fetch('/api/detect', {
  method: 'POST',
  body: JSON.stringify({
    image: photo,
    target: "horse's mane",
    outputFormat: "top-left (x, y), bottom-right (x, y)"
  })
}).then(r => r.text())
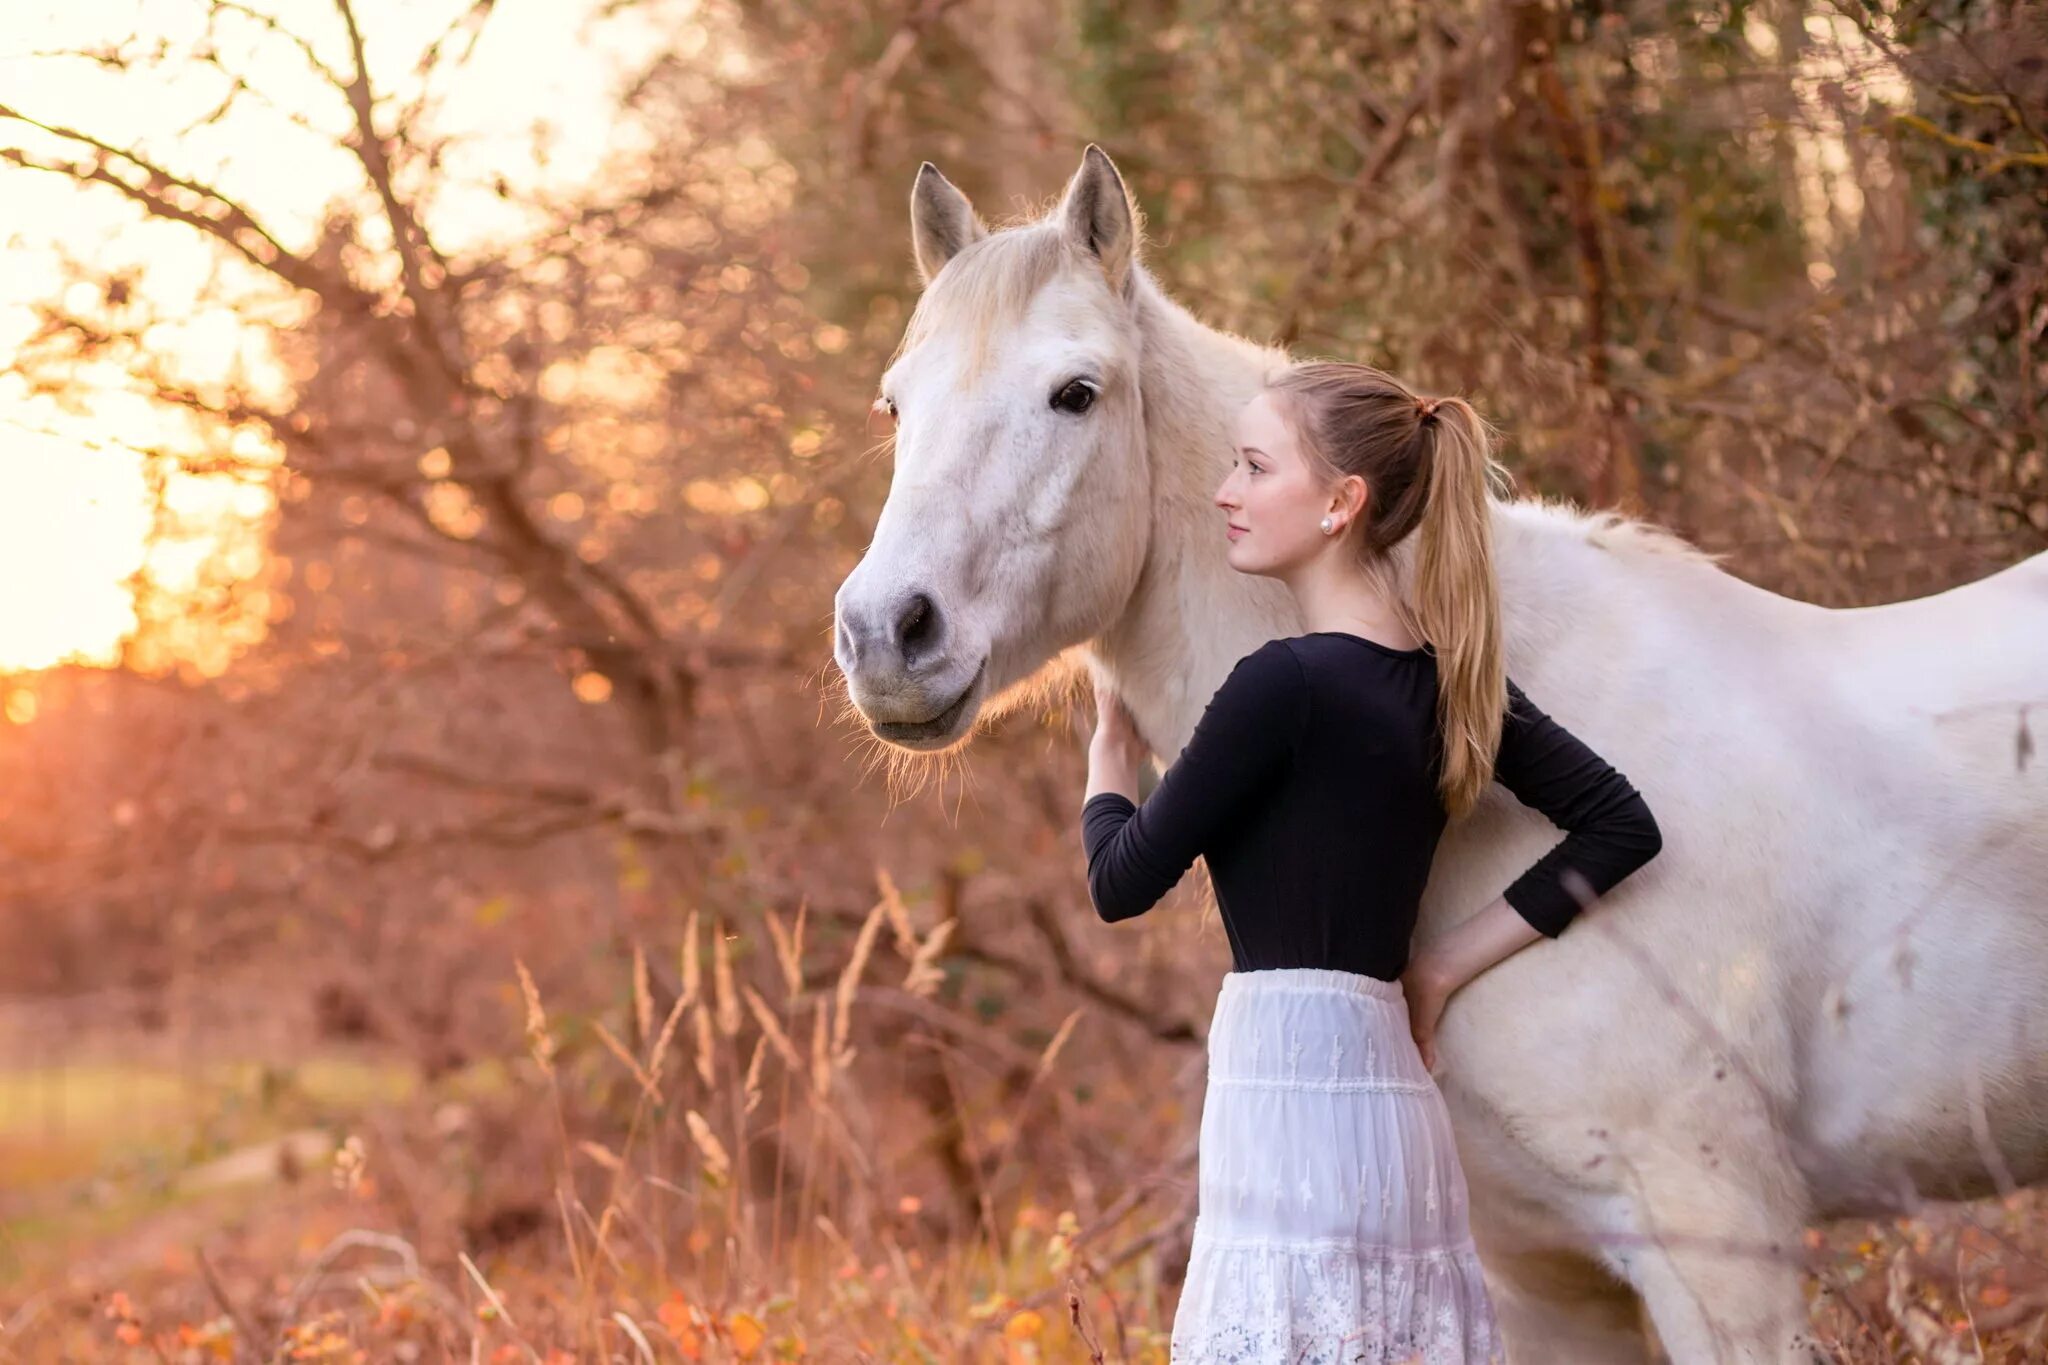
top-left (1505, 495), bottom-right (1725, 568)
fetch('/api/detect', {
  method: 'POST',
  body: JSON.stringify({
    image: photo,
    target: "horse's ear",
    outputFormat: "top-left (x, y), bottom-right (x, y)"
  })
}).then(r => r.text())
top-left (1057, 144), bottom-right (1139, 294)
top-left (910, 162), bottom-right (986, 285)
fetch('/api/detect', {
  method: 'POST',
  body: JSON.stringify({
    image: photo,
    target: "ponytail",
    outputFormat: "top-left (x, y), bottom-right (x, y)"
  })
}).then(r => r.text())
top-left (1413, 397), bottom-right (1509, 818)
top-left (1264, 364), bottom-right (1514, 818)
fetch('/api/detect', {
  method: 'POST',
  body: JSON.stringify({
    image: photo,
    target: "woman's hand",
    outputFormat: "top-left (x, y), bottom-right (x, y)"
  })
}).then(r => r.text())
top-left (1090, 677), bottom-right (1148, 769)
top-left (1085, 676), bottom-right (1149, 805)
top-left (1397, 897), bottom-right (1545, 1075)
top-left (1399, 953), bottom-right (1457, 1075)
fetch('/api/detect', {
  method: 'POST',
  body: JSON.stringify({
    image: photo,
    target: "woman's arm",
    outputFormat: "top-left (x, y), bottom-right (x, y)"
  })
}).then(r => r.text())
top-left (1080, 640), bottom-right (1309, 923)
top-left (1402, 678), bottom-right (1661, 1069)
top-left (1400, 896), bottom-right (1541, 1070)
top-left (1487, 678), bottom-right (1663, 938)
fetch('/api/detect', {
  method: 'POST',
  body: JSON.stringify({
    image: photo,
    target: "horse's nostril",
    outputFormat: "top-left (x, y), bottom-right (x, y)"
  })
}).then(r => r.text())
top-left (893, 591), bottom-right (941, 659)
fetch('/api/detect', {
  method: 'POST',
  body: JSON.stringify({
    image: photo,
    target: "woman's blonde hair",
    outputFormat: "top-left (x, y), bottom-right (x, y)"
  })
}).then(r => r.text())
top-left (1264, 361), bottom-right (1514, 819)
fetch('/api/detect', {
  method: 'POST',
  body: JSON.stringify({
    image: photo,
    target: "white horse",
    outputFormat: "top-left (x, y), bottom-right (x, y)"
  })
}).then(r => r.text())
top-left (831, 146), bottom-right (2048, 1363)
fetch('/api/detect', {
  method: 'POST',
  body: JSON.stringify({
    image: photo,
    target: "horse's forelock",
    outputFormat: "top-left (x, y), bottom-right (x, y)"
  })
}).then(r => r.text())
top-left (897, 224), bottom-right (1079, 377)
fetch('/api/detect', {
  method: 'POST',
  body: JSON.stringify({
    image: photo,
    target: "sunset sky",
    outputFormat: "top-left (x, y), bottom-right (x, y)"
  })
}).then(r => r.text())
top-left (0, 0), bottom-right (672, 676)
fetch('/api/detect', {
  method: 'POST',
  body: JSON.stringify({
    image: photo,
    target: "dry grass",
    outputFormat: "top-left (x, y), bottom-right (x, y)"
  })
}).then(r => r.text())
top-left (3, 889), bottom-right (2044, 1364)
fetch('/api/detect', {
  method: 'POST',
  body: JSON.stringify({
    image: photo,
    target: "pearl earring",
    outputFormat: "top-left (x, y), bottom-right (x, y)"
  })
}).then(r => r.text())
top-left (1319, 516), bottom-right (1335, 534)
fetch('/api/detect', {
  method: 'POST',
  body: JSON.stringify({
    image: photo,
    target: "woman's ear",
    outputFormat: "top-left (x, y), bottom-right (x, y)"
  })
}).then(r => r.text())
top-left (1343, 474), bottom-right (1371, 523)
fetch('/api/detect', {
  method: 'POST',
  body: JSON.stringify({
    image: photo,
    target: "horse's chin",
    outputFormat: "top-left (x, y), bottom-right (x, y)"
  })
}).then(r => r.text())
top-left (867, 656), bottom-right (988, 750)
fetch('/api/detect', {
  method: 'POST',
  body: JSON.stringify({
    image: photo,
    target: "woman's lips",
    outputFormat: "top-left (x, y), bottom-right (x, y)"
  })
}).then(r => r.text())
top-left (1226, 524), bottom-right (1248, 541)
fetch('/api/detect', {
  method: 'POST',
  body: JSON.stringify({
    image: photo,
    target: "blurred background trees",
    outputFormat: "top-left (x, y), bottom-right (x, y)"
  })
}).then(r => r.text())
top-left (1, 0), bottom-right (2043, 1357)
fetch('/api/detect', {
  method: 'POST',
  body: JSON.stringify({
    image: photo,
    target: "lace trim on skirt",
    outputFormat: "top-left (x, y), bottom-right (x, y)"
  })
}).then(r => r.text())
top-left (1171, 1234), bottom-right (1505, 1365)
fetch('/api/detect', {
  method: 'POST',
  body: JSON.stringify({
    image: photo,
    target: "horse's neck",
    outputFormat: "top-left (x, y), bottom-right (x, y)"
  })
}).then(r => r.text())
top-left (1094, 275), bottom-right (1298, 751)
top-left (1488, 506), bottom-right (1639, 687)
top-left (1100, 271), bottom-right (1726, 754)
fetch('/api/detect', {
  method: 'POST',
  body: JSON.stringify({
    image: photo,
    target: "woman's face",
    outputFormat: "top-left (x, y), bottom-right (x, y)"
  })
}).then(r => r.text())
top-left (1216, 389), bottom-right (1340, 578)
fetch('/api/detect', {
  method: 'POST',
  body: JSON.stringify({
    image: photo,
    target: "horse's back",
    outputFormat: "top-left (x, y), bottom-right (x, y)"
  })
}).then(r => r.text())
top-left (1824, 547), bottom-right (2047, 715)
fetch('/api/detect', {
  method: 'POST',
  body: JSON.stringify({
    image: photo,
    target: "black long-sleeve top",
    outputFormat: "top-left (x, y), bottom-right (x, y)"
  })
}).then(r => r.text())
top-left (1081, 632), bottom-right (1662, 980)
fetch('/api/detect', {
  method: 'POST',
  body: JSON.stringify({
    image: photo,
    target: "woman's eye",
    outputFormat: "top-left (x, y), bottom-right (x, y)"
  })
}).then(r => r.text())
top-left (1051, 380), bottom-right (1096, 414)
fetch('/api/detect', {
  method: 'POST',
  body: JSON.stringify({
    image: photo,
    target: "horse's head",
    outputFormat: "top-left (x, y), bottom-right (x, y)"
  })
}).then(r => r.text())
top-left (834, 147), bottom-right (1153, 750)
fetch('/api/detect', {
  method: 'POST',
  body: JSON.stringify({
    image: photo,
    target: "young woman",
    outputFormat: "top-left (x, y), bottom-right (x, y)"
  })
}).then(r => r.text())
top-left (1080, 362), bottom-right (1663, 1364)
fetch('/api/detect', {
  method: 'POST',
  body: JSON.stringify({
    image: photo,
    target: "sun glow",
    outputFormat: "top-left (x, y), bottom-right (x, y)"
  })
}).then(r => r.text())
top-left (0, 0), bottom-right (675, 678)
top-left (0, 426), bottom-right (149, 673)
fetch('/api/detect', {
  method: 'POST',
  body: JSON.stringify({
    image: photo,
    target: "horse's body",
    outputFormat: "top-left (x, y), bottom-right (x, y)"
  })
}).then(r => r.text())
top-left (832, 148), bottom-right (2048, 1362)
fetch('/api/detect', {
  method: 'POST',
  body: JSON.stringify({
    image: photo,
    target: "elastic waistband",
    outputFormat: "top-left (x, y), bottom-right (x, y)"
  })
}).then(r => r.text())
top-left (1219, 966), bottom-right (1404, 1003)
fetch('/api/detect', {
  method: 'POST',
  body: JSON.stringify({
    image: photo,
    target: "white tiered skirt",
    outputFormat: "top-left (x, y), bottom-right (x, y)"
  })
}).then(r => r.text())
top-left (1170, 967), bottom-right (1505, 1364)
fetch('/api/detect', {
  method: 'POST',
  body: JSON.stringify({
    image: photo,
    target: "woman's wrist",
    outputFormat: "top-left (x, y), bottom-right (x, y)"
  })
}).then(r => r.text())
top-left (1085, 739), bottom-right (1142, 802)
top-left (1417, 898), bottom-right (1544, 997)
top-left (1409, 947), bottom-right (1464, 998)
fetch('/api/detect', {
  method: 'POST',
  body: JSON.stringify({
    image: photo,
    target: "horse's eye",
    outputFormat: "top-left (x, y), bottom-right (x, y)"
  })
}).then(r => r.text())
top-left (1051, 379), bottom-right (1097, 415)
top-left (868, 396), bottom-right (898, 437)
